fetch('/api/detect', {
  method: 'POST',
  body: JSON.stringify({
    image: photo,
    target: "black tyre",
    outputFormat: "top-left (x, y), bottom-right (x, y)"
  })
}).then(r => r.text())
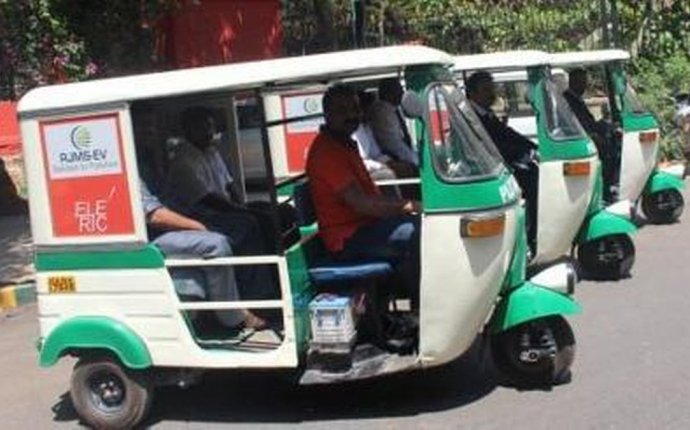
top-left (577, 233), bottom-right (635, 280)
top-left (491, 315), bottom-right (575, 386)
top-left (70, 357), bottom-right (153, 430)
top-left (642, 189), bottom-right (684, 224)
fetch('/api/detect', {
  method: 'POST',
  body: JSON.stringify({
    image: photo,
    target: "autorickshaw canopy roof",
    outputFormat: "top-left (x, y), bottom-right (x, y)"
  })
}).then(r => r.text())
top-left (549, 49), bottom-right (630, 68)
top-left (453, 50), bottom-right (550, 73)
top-left (18, 45), bottom-right (453, 117)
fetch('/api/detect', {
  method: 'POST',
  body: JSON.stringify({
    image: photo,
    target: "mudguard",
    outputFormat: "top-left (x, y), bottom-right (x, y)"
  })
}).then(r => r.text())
top-left (39, 316), bottom-right (152, 369)
top-left (577, 210), bottom-right (637, 244)
top-left (489, 282), bottom-right (581, 333)
top-left (645, 170), bottom-right (685, 195)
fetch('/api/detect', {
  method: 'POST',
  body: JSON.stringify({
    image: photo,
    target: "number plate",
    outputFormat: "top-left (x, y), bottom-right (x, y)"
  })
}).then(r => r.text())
top-left (48, 276), bottom-right (76, 294)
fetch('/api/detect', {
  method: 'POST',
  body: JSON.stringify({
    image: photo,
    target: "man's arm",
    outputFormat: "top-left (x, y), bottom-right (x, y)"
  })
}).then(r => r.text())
top-left (148, 207), bottom-right (207, 231)
top-left (340, 183), bottom-right (420, 218)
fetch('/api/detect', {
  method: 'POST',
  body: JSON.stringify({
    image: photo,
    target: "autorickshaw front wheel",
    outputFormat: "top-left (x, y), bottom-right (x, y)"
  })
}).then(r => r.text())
top-left (491, 315), bottom-right (575, 387)
top-left (641, 189), bottom-right (684, 224)
top-left (577, 234), bottom-right (635, 280)
top-left (70, 356), bottom-right (153, 430)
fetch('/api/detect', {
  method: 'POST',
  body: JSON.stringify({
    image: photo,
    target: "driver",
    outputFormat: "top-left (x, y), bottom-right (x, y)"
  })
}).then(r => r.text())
top-left (563, 68), bottom-right (620, 202)
top-left (466, 71), bottom-right (538, 254)
top-left (306, 84), bottom-right (421, 308)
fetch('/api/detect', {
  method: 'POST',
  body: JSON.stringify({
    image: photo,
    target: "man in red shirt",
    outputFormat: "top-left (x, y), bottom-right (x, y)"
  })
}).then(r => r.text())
top-left (306, 84), bottom-right (421, 305)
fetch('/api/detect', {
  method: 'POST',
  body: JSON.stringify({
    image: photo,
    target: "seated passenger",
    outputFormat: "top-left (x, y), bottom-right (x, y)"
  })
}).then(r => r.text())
top-left (368, 78), bottom-right (420, 167)
top-left (165, 106), bottom-right (278, 301)
top-left (354, 91), bottom-right (417, 180)
top-left (133, 104), bottom-right (274, 325)
top-left (140, 180), bottom-right (267, 331)
top-left (306, 84), bottom-right (421, 307)
top-left (466, 71), bottom-right (538, 254)
top-left (563, 68), bottom-right (620, 201)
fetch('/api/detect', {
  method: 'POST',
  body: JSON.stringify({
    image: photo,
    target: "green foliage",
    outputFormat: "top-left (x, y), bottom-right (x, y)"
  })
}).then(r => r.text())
top-left (397, 0), bottom-right (599, 54)
top-left (0, 0), bottom-right (92, 99)
top-left (0, 0), bottom-right (179, 99)
top-left (631, 51), bottom-right (690, 160)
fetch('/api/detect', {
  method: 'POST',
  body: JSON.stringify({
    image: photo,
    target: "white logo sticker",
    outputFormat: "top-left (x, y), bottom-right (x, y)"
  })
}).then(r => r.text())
top-left (44, 117), bottom-right (122, 179)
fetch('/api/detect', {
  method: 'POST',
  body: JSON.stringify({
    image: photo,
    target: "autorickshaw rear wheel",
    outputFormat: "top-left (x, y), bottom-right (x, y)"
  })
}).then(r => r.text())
top-left (491, 315), bottom-right (575, 387)
top-left (577, 234), bottom-right (635, 280)
top-left (642, 189), bottom-right (684, 224)
top-left (70, 356), bottom-right (153, 430)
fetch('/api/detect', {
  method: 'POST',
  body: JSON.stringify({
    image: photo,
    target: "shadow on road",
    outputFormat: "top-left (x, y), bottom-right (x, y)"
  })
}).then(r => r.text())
top-left (48, 339), bottom-right (514, 427)
top-left (146, 340), bottom-right (500, 426)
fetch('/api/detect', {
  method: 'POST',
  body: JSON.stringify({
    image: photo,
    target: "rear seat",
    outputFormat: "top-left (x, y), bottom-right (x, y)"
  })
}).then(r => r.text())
top-left (292, 181), bottom-right (393, 285)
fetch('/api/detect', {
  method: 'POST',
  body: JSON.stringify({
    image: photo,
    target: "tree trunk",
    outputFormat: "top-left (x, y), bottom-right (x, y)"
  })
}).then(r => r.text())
top-left (312, 0), bottom-right (337, 52)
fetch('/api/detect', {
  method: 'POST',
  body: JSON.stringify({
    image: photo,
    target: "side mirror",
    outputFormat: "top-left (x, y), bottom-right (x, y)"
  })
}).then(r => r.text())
top-left (401, 91), bottom-right (424, 119)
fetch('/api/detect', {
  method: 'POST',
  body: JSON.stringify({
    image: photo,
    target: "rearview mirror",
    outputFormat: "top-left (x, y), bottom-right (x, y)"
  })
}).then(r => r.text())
top-left (401, 91), bottom-right (424, 119)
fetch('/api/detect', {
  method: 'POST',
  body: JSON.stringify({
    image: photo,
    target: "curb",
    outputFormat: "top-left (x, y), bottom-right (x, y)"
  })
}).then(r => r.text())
top-left (0, 281), bottom-right (36, 310)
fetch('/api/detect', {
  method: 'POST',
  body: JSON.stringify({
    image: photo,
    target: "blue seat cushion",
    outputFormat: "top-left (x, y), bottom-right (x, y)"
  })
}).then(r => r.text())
top-left (308, 261), bottom-right (393, 284)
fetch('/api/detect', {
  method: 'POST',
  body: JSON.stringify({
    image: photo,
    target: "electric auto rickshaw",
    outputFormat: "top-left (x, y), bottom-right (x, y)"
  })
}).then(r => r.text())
top-left (550, 49), bottom-right (685, 224)
top-left (19, 46), bottom-right (580, 430)
top-left (453, 51), bottom-right (637, 280)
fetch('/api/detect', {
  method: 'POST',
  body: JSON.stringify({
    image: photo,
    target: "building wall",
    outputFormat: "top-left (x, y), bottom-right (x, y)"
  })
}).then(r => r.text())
top-left (159, 0), bottom-right (282, 68)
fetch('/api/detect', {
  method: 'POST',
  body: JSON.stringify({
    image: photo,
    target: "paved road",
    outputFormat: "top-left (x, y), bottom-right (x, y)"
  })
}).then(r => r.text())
top-left (3, 190), bottom-right (690, 429)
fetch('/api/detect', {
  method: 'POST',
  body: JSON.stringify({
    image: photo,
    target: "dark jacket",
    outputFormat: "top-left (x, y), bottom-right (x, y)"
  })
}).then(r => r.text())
top-left (473, 106), bottom-right (537, 166)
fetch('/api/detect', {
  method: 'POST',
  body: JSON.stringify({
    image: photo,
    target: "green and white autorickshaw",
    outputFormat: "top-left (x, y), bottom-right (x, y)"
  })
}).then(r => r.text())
top-left (453, 51), bottom-right (637, 280)
top-left (19, 45), bottom-right (580, 430)
top-left (550, 49), bottom-right (686, 224)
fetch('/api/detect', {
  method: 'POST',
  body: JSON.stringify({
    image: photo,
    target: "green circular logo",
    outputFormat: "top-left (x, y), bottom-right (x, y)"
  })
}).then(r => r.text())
top-left (70, 126), bottom-right (92, 150)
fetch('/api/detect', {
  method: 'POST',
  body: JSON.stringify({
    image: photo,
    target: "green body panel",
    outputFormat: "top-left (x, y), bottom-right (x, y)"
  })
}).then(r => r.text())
top-left (610, 65), bottom-right (659, 132)
top-left (528, 67), bottom-right (597, 162)
top-left (39, 316), bottom-right (152, 368)
top-left (490, 282), bottom-right (581, 333)
top-left (36, 245), bottom-right (165, 271)
top-left (645, 170), bottom-right (685, 194)
top-left (421, 169), bottom-right (520, 212)
top-left (585, 162), bottom-right (605, 216)
top-left (622, 113), bottom-right (658, 132)
top-left (286, 241), bottom-right (315, 353)
top-left (577, 210), bottom-right (637, 243)
top-left (502, 204), bottom-right (527, 291)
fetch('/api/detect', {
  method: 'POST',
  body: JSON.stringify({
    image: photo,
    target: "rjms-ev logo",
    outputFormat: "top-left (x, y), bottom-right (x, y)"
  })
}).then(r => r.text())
top-left (59, 125), bottom-right (109, 163)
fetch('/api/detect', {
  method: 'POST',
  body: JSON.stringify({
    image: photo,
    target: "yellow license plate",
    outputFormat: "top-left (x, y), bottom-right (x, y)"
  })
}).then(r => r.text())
top-left (48, 276), bottom-right (76, 294)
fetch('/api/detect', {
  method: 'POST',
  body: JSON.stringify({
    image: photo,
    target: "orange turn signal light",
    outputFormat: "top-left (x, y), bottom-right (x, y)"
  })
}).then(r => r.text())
top-left (563, 161), bottom-right (591, 176)
top-left (460, 214), bottom-right (506, 238)
top-left (639, 131), bottom-right (658, 144)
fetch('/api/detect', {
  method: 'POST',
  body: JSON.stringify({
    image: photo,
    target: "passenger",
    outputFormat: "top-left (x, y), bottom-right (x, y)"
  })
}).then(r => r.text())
top-left (354, 91), bottom-right (417, 181)
top-left (140, 181), bottom-right (267, 331)
top-left (465, 71), bottom-right (538, 254)
top-left (368, 78), bottom-right (420, 167)
top-left (563, 68), bottom-right (620, 201)
top-left (306, 84), bottom-right (421, 307)
top-left (165, 106), bottom-right (278, 301)
top-left (132, 106), bottom-right (268, 330)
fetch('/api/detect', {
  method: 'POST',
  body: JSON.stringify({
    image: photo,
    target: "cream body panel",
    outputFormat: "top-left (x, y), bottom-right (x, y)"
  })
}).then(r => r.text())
top-left (37, 260), bottom-right (298, 369)
top-left (419, 205), bottom-right (518, 366)
top-left (619, 130), bottom-right (658, 202)
top-left (534, 156), bottom-right (598, 264)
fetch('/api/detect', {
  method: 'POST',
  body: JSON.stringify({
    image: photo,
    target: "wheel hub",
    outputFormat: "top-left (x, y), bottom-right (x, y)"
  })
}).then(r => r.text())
top-left (596, 238), bottom-right (625, 264)
top-left (89, 372), bottom-right (126, 411)
top-left (517, 327), bottom-right (557, 364)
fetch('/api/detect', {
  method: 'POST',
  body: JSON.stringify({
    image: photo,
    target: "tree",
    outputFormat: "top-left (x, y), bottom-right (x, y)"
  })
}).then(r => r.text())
top-left (0, 0), bottom-right (93, 100)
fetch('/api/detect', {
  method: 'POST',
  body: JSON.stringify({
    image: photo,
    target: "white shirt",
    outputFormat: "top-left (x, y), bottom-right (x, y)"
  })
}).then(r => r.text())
top-left (352, 123), bottom-right (390, 170)
top-left (166, 140), bottom-right (234, 207)
top-left (368, 99), bottom-right (419, 166)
